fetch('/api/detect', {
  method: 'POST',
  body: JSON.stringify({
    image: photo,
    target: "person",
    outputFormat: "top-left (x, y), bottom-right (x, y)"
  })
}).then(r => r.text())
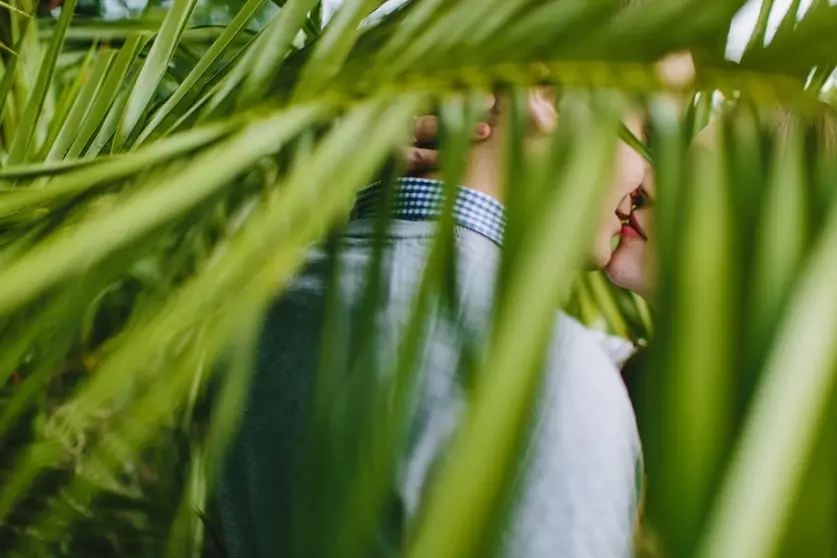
top-left (217, 85), bottom-right (652, 558)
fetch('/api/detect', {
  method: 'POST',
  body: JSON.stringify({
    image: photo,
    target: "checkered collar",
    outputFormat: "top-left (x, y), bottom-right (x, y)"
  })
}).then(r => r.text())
top-left (351, 178), bottom-right (506, 246)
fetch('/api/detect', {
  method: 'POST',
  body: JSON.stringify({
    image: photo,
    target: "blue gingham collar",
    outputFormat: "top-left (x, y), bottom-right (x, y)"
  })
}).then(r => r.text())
top-left (351, 178), bottom-right (506, 246)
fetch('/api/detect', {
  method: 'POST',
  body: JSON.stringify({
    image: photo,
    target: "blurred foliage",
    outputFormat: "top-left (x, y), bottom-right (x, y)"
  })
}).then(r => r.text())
top-left (0, 0), bottom-right (836, 557)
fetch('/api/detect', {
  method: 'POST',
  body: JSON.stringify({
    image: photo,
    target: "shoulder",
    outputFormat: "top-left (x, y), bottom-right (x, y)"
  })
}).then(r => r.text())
top-left (498, 312), bottom-right (643, 556)
top-left (539, 311), bottom-right (641, 462)
top-left (550, 312), bottom-right (636, 371)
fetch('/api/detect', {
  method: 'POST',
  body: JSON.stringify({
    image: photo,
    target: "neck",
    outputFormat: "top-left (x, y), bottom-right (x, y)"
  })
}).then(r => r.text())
top-left (423, 133), bottom-right (507, 204)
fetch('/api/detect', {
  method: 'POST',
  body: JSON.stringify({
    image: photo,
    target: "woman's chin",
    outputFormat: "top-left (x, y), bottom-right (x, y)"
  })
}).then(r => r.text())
top-left (605, 246), bottom-right (646, 295)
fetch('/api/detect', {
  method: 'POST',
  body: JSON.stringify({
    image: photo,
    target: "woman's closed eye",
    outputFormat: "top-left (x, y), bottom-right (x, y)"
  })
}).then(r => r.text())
top-left (632, 187), bottom-right (654, 209)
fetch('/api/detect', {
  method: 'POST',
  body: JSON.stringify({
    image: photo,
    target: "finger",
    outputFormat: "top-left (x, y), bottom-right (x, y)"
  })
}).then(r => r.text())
top-left (412, 115), bottom-right (439, 144)
top-left (473, 123), bottom-right (491, 141)
top-left (403, 146), bottom-right (439, 170)
top-left (483, 93), bottom-right (499, 125)
top-left (528, 89), bottom-right (557, 133)
top-left (413, 116), bottom-right (491, 144)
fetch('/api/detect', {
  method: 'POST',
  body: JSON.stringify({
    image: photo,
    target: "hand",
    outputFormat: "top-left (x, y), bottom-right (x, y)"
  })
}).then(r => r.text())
top-left (404, 115), bottom-right (492, 174)
top-left (404, 94), bottom-right (497, 174)
top-left (403, 90), bottom-right (558, 175)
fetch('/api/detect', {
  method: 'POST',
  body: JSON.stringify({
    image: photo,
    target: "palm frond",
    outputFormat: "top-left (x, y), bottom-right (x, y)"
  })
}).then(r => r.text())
top-left (0, 0), bottom-right (836, 556)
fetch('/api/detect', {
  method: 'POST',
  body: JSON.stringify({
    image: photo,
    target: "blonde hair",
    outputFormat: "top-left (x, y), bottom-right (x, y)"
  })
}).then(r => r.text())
top-left (772, 102), bottom-right (837, 156)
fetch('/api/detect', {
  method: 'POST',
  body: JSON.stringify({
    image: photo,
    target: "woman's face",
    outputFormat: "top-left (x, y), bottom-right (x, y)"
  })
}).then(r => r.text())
top-left (605, 118), bottom-right (721, 300)
top-left (604, 118), bottom-right (655, 299)
top-left (591, 116), bottom-right (651, 269)
top-left (604, 166), bottom-right (655, 299)
top-left (519, 94), bottom-right (650, 271)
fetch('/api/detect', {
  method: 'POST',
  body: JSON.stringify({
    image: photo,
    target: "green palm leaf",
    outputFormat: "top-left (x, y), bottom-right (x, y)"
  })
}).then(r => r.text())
top-left (0, 0), bottom-right (836, 556)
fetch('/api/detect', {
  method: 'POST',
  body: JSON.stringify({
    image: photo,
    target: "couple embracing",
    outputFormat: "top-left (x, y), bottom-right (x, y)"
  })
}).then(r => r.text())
top-left (218, 87), bottom-right (663, 558)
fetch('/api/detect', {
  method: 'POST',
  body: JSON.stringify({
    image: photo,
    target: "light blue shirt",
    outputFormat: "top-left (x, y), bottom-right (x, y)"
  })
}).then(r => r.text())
top-left (218, 178), bottom-right (642, 558)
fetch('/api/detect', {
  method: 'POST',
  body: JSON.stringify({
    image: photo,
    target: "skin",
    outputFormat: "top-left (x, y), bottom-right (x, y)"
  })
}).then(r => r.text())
top-left (606, 115), bottom-right (724, 302)
top-left (595, 114), bottom-right (648, 269)
top-left (604, 150), bottom-right (655, 300)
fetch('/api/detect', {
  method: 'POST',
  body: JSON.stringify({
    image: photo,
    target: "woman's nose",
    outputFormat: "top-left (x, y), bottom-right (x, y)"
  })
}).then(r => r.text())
top-left (616, 195), bottom-right (633, 220)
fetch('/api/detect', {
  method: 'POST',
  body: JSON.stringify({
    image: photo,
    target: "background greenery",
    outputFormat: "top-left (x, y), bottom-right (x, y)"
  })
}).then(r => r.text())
top-left (0, 0), bottom-right (836, 556)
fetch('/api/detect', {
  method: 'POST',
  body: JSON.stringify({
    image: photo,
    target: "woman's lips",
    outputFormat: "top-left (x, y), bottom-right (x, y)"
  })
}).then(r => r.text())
top-left (621, 213), bottom-right (647, 240)
top-left (621, 223), bottom-right (642, 239)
